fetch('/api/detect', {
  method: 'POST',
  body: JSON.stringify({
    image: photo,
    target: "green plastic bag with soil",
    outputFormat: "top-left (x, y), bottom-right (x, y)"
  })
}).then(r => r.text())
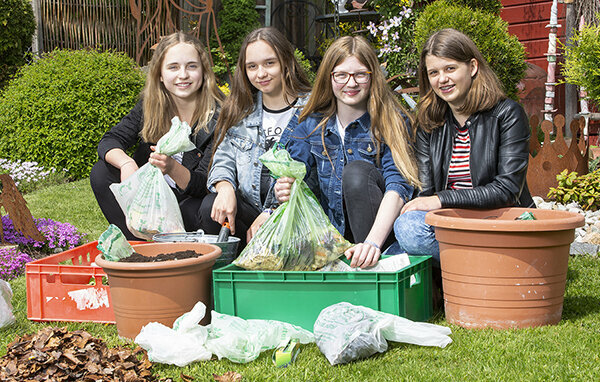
top-left (233, 146), bottom-right (352, 271)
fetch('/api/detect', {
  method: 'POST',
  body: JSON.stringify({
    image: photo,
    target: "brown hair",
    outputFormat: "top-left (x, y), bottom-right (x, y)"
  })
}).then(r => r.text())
top-left (417, 28), bottom-right (506, 132)
top-left (142, 31), bottom-right (224, 143)
top-left (299, 35), bottom-right (420, 187)
top-left (212, 27), bottom-right (311, 156)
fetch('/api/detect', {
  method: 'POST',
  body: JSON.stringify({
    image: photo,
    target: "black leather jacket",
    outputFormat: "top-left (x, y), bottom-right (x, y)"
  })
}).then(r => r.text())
top-left (416, 98), bottom-right (534, 208)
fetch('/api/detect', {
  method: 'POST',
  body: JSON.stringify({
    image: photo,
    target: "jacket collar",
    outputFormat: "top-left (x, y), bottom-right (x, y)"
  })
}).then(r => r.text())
top-left (247, 92), bottom-right (311, 128)
top-left (324, 111), bottom-right (371, 134)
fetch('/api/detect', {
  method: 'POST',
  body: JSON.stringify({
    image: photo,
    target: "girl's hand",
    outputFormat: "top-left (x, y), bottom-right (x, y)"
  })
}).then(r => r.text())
top-left (401, 196), bottom-right (441, 214)
top-left (149, 146), bottom-right (175, 175)
top-left (274, 177), bottom-right (295, 202)
top-left (345, 241), bottom-right (381, 269)
top-left (212, 181), bottom-right (237, 234)
top-left (247, 211), bottom-right (270, 242)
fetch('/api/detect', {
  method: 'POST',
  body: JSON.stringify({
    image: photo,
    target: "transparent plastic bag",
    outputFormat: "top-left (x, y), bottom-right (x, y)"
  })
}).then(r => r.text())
top-left (0, 280), bottom-right (15, 328)
top-left (314, 302), bottom-right (452, 365)
top-left (110, 117), bottom-right (195, 240)
top-left (97, 224), bottom-right (134, 261)
top-left (234, 146), bottom-right (352, 271)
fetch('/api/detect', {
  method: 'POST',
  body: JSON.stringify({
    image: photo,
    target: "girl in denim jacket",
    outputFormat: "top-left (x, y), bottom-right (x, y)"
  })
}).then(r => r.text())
top-left (275, 36), bottom-right (420, 268)
top-left (200, 27), bottom-right (311, 244)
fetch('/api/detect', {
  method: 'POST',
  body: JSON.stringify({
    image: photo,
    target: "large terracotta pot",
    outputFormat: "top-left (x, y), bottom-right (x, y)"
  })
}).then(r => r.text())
top-left (95, 242), bottom-right (221, 339)
top-left (425, 207), bottom-right (584, 329)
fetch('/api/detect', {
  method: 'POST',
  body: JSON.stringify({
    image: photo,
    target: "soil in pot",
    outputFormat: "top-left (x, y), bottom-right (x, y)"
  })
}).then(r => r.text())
top-left (119, 250), bottom-right (201, 262)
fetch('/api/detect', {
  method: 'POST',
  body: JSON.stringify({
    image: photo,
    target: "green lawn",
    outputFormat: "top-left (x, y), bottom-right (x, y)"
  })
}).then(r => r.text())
top-left (2, 179), bottom-right (600, 381)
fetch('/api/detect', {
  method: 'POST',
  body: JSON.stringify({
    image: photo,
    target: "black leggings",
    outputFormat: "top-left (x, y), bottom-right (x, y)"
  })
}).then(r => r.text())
top-left (90, 160), bottom-right (204, 240)
top-left (341, 160), bottom-right (396, 250)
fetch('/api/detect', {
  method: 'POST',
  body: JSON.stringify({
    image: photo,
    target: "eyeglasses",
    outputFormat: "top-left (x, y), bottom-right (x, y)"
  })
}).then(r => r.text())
top-left (331, 71), bottom-right (371, 84)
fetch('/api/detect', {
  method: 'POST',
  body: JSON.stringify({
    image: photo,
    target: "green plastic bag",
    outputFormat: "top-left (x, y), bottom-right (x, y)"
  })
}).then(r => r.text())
top-left (109, 117), bottom-right (196, 240)
top-left (97, 224), bottom-right (134, 262)
top-left (233, 146), bottom-right (352, 271)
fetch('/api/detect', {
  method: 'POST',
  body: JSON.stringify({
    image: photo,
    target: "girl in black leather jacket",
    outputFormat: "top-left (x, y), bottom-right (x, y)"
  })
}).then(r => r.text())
top-left (393, 28), bottom-right (533, 264)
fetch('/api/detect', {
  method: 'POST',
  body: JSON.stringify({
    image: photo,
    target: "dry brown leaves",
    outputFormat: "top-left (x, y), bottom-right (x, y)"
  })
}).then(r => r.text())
top-left (0, 327), bottom-right (156, 381)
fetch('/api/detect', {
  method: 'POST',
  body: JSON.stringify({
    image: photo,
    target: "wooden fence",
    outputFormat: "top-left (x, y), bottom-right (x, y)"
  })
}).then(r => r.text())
top-left (32, 0), bottom-right (223, 66)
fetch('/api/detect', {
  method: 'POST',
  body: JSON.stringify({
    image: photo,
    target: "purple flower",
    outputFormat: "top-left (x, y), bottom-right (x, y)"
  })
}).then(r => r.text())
top-left (0, 247), bottom-right (33, 281)
top-left (1, 215), bottom-right (86, 253)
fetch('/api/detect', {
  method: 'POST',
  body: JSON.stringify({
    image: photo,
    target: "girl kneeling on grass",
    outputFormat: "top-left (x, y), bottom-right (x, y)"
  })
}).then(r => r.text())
top-left (393, 28), bottom-right (534, 265)
top-left (90, 31), bottom-right (224, 240)
top-left (274, 35), bottom-right (419, 269)
top-left (200, 27), bottom-right (311, 245)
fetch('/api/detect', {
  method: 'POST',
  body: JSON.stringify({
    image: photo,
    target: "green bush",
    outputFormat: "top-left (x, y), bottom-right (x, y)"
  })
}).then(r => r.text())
top-left (452, 0), bottom-right (502, 15)
top-left (562, 20), bottom-right (600, 105)
top-left (294, 49), bottom-right (315, 84)
top-left (0, 0), bottom-right (36, 90)
top-left (548, 169), bottom-right (600, 211)
top-left (215, 0), bottom-right (260, 77)
top-left (414, 0), bottom-right (527, 100)
top-left (0, 49), bottom-right (145, 180)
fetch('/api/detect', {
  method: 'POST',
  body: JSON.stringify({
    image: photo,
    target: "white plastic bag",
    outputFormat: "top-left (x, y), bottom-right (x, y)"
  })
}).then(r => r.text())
top-left (314, 302), bottom-right (452, 365)
top-left (110, 117), bottom-right (196, 240)
top-left (135, 302), bottom-right (212, 367)
top-left (0, 280), bottom-right (15, 328)
top-left (135, 301), bottom-right (314, 366)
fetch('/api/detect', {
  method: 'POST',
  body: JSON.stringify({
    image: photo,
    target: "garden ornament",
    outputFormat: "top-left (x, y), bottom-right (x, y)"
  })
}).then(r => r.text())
top-left (0, 174), bottom-right (44, 243)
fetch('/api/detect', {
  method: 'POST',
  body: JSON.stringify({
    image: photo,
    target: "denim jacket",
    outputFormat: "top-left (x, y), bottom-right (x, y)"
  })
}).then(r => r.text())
top-left (207, 92), bottom-right (310, 212)
top-left (284, 112), bottom-right (414, 235)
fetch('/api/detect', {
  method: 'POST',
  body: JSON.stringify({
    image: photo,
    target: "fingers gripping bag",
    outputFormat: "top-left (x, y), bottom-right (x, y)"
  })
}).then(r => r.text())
top-left (234, 146), bottom-right (352, 271)
top-left (109, 117), bottom-right (196, 240)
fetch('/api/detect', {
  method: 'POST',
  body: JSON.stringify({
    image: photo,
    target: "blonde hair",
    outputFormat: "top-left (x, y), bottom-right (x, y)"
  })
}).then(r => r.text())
top-left (212, 27), bottom-right (311, 156)
top-left (299, 35), bottom-right (420, 187)
top-left (142, 31), bottom-right (224, 143)
top-left (417, 28), bottom-right (505, 132)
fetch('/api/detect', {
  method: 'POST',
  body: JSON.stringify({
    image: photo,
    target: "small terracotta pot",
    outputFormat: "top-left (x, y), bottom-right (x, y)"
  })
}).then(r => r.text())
top-left (95, 242), bottom-right (221, 339)
top-left (425, 207), bottom-right (584, 329)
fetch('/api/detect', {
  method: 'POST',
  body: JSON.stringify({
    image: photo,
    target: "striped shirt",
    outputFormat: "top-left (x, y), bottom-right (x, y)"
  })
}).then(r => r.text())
top-left (447, 124), bottom-right (473, 189)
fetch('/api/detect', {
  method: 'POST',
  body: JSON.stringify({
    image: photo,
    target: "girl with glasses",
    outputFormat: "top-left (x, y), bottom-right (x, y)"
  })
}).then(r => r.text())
top-left (275, 35), bottom-right (419, 268)
top-left (90, 31), bottom-right (224, 240)
top-left (200, 27), bottom-right (311, 245)
top-left (393, 29), bottom-right (533, 268)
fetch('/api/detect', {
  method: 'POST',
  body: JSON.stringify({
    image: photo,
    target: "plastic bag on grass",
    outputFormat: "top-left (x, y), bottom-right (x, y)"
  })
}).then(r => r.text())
top-left (314, 302), bottom-right (452, 365)
top-left (135, 301), bottom-right (314, 366)
top-left (110, 117), bottom-right (195, 240)
top-left (0, 280), bottom-right (15, 328)
top-left (234, 147), bottom-right (352, 271)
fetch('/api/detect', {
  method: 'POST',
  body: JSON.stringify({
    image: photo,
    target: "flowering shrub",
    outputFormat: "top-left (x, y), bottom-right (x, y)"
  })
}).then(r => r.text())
top-left (0, 158), bottom-right (68, 194)
top-left (0, 246), bottom-right (32, 280)
top-left (1, 215), bottom-right (85, 253)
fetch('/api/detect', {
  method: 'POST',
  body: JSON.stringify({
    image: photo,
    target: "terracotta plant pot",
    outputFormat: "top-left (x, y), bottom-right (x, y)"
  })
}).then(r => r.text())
top-left (95, 242), bottom-right (221, 339)
top-left (425, 207), bottom-right (584, 329)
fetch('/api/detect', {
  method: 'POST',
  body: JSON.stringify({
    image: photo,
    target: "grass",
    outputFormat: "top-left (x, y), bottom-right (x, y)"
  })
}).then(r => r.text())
top-left (2, 180), bottom-right (600, 381)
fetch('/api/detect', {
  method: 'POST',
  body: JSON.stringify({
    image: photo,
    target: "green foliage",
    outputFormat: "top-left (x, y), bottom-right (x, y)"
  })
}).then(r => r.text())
top-left (414, 0), bottom-right (527, 100)
top-left (294, 49), bottom-right (315, 84)
top-left (0, 49), bottom-right (145, 180)
top-left (548, 169), bottom-right (600, 210)
top-left (562, 20), bottom-right (600, 105)
top-left (215, 0), bottom-right (260, 77)
top-left (0, 0), bottom-right (36, 90)
top-left (451, 0), bottom-right (502, 15)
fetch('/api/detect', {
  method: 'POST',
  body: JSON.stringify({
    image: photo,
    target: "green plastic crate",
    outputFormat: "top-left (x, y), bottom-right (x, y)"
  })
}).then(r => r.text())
top-left (213, 255), bottom-right (433, 331)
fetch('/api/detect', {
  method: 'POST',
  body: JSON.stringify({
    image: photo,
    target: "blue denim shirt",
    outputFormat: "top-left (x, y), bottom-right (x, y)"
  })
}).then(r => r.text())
top-left (207, 92), bottom-right (310, 212)
top-left (284, 112), bottom-right (414, 235)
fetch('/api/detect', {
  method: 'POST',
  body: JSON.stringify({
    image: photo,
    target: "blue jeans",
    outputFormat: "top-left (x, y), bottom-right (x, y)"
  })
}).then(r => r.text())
top-left (392, 210), bottom-right (440, 264)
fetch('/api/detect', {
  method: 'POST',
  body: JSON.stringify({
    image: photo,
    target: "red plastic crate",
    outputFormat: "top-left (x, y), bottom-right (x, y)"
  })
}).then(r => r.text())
top-left (26, 240), bottom-right (144, 323)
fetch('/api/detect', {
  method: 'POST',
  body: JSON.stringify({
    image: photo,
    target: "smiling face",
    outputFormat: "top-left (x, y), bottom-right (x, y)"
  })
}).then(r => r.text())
top-left (160, 42), bottom-right (203, 104)
top-left (425, 54), bottom-right (478, 112)
top-left (331, 55), bottom-right (371, 111)
top-left (244, 40), bottom-right (283, 98)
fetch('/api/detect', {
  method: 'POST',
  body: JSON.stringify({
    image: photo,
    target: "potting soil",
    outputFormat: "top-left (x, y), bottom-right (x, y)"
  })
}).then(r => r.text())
top-left (119, 250), bottom-right (201, 263)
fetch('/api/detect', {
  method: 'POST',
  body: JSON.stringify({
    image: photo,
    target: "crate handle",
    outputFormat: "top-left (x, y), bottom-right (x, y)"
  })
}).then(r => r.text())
top-left (409, 273), bottom-right (420, 287)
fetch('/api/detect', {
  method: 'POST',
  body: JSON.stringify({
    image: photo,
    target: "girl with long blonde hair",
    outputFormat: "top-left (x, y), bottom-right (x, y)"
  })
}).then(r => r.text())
top-left (275, 35), bottom-right (419, 268)
top-left (91, 31), bottom-right (224, 239)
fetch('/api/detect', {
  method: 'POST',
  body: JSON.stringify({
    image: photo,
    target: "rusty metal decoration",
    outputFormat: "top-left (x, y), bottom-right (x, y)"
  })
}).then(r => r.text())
top-left (527, 115), bottom-right (589, 198)
top-left (0, 174), bottom-right (45, 243)
top-left (129, 0), bottom-right (230, 76)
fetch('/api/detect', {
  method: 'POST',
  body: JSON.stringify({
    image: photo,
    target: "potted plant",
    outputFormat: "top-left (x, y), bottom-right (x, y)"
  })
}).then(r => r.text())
top-left (425, 207), bottom-right (584, 329)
